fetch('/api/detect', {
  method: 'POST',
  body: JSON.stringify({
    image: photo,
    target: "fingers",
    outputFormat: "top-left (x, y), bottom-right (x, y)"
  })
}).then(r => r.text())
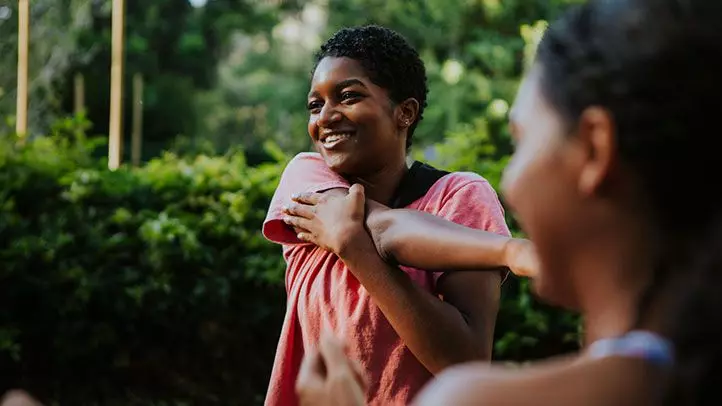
top-left (348, 184), bottom-right (365, 201)
top-left (296, 349), bottom-right (326, 398)
top-left (284, 202), bottom-right (315, 219)
top-left (318, 334), bottom-right (347, 365)
top-left (283, 214), bottom-right (311, 232)
top-left (504, 238), bottom-right (528, 278)
top-left (515, 240), bottom-right (539, 278)
top-left (292, 192), bottom-right (323, 205)
top-left (297, 336), bottom-right (367, 406)
top-left (282, 216), bottom-right (316, 243)
top-left (347, 184), bottom-right (366, 218)
top-left (318, 337), bottom-right (366, 405)
top-left (349, 357), bottom-right (370, 391)
top-left (322, 336), bottom-right (364, 390)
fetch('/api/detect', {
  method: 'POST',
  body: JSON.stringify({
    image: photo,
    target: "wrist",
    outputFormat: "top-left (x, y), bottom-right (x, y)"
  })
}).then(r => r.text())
top-left (336, 224), bottom-right (375, 261)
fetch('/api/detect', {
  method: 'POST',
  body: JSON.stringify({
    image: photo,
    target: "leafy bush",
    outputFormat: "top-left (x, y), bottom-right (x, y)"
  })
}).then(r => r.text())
top-left (0, 117), bottom-right (288, 405)
top-left (0, 116), bottom-right (578, 404)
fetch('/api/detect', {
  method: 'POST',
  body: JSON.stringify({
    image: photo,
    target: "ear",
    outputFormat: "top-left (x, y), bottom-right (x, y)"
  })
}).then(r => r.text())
top-left (576, 106), bottom-right (618, 197)
top-left (395, 98), bottom-right (420, 130)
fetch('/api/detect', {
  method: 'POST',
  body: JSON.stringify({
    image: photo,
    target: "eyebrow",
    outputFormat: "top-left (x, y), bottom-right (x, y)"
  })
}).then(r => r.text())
top-left (308, 78), bottom-right (368, 99)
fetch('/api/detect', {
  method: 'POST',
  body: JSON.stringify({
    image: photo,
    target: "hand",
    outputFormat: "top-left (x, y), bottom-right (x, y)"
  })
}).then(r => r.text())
top-left (283, 184), bottom-right (367, 256)
top-left (296, 335), bottom-right (368, 406)
top-left (503, 238), bottom-right (539, 278)
top-left (1, 391), bottom-right (42, 406)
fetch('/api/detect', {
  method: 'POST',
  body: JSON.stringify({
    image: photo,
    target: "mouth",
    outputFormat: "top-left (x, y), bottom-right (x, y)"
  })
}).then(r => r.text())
top-left (319, 131), bottom-right (355, 150)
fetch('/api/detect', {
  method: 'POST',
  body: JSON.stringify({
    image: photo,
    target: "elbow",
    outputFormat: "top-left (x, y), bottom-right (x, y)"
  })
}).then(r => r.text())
top-left (430, 346), bottom-right (490, 375)
top-left (466, 336), bottom-right (493, 362)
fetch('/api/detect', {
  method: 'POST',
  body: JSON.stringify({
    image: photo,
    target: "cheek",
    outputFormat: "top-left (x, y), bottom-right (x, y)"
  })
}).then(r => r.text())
top-left (502, 143), bottom-right (578, 305)
top-left (502, 139), bottom-right (575, 231)
top-left (501, 143), bottom-right (542, 216)
top-left (356, 109), bottom-right (400, 151)
top-left (308, 116), bottom-right (318, 139)
top-left (358, 108), bottom-right (390, 132)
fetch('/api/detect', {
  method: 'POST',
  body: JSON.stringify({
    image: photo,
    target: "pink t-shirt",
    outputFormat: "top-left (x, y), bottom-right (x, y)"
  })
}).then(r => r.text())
top-left (263, 152), bottom-right (510, 406)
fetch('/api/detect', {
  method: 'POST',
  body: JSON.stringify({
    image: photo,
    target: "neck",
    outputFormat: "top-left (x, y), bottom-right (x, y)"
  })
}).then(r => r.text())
top-left (351, 156), bottom-right (409, 205)
top-left (574, 217), bottom-right (658, 347)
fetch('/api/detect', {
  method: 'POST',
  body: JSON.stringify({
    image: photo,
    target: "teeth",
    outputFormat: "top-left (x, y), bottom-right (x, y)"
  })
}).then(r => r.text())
top-left (323, 133), bottom-right (352, 144)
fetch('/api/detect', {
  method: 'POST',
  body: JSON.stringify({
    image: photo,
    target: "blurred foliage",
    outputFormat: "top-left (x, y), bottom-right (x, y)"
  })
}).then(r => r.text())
top-left (0, 118), bottom-right (287, 404)
top-left (0, 0), bottom-right (98, 136)
top-left (0, 0), bottom-right (585, 402)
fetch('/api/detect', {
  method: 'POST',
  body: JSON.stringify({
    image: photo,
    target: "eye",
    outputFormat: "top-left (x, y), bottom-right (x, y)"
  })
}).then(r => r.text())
top-left (341, 91), bottom-right (362, 103)
top-left (307, 100), bottom-right (323, 113)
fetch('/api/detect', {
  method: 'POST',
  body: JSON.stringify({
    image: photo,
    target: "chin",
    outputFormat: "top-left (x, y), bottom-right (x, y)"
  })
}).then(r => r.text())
top-left (530, 275), bottom-right (577, 310)
top-left (320, 151), bottom-right (364, 175)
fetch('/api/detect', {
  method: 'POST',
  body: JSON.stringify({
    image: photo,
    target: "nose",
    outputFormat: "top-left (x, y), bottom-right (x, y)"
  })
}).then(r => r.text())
top-left (317, 102), bottom-right (342, 129)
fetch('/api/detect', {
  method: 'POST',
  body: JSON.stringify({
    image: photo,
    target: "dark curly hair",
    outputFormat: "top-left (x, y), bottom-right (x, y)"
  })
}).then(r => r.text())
top-left (313, 25), bottom-right (428, 150)
top-left (536, 0), bottom-right (722, 404)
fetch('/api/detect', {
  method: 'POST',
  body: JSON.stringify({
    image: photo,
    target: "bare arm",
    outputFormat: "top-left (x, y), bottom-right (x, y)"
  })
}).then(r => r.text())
top-left (412, 357), bottom-right (659, 406)
top-left (338, 228), bottom-right (497, 373)
top-left (364, 201), bottom-right (536, 277)
top-left (353, 200), bottom-right (505, 368)
top-left (285, 187), bottom-right (503, 372)
top-left (436, 270), bottom-right (501, 361)
top-left (289, 186), bottom-right (532, 275)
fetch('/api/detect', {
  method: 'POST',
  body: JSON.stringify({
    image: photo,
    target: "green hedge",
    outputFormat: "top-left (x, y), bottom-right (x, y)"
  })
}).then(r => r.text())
top-left (1, 117), bottom-right (287, 404)
top-left (0, 117), bottom-right (578, 404)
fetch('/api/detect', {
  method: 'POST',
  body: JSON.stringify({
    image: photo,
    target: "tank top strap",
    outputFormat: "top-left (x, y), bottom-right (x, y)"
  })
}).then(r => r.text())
top-left (587, 330), bottom-right (674, 367)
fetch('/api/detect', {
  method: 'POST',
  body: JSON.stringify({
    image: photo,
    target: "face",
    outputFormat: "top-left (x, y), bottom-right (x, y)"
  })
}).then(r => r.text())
top-left (307, 57), bottom-right (412, 176)
top-left (502, 65), bottom-right (595, 308)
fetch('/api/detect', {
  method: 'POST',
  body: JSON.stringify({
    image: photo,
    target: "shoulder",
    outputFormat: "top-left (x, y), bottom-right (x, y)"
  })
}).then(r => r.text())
top-left (434, 171), bottom-right (497, 198)
top-left (427, 170), bottom-right (504, 216)
top-left (276, 152), bottom-right (346, 189)
top-left (408, 166), bottom-right (508, 232)
top-left (283, 152), bottom-right (326, 171)
top-left (413, 356), bottom-right (661, 406)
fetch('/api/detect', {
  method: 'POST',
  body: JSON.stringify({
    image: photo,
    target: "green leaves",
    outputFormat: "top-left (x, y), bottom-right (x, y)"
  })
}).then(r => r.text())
top-left (0, 122), bottom-right (287, 404)
top-left (0, 327), bottom-right (21, 362)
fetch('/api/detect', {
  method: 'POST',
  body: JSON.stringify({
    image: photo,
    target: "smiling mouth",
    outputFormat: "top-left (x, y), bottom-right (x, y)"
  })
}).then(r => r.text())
top-left (320, 132), bottom-right (354, 150)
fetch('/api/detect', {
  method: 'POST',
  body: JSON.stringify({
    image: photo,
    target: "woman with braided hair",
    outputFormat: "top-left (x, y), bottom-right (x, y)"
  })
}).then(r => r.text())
top-left (293, 0), bottom-right (722, 405)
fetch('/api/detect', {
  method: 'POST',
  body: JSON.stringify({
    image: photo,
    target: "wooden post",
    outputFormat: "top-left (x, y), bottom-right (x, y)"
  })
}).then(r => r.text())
top-left (131, 73), bottom-right (143, 166)
top-left (108, 0), bottom-right (126, 170)
top-left (74, 73), bottom-right (85, 114)
top-left (16, 0), bottom-right (29, 140)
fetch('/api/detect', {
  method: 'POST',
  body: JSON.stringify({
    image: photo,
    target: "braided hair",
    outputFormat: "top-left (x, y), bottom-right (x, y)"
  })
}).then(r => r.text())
top-left (536, 0), bottom-right (722, 404)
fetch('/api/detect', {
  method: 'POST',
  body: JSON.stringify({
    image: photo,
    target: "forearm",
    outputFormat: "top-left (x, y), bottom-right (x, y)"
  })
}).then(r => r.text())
top-left (338, 232), bottom-right (488, 374)
top-left (365, 202), bottom-right (511, 271)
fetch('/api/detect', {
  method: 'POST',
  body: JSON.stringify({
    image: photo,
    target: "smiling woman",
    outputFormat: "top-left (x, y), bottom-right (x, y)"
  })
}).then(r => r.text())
top-left (261, 25), bottom-right (516, 406)
top-left (305, 57), bottom-right (412, 178)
